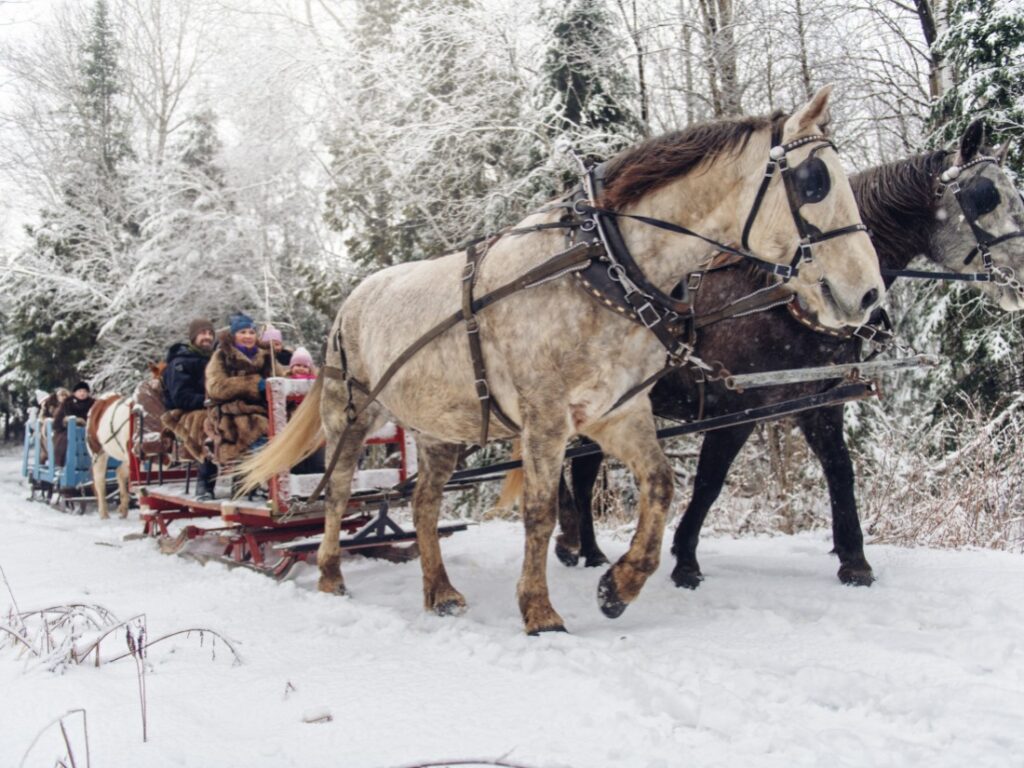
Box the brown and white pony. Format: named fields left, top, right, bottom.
left=240, top=89, right=886, bottom=634
left=86, top=363, right=168, bottom=519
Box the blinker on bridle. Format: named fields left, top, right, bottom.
left=740, top=129, right=869, bottom=282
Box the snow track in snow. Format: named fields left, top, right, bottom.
left=1, top=454, right=1022, bottom=767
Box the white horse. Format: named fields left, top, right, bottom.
left=242, top=88, right=886, bottom=634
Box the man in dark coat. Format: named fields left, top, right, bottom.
left=52, top=381, right=95, bottom=467
left=161, top=318, right=218, bottom=499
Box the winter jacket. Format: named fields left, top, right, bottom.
left=205, top=332, right=274, bottom=464
left=52, top=395, right=95, bottom=467
left=162, top=342, right=212, bottom=411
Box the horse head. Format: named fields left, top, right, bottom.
left=929, top=120, right=1024, bottom=311
left=745, top=85, right=885, bottom=329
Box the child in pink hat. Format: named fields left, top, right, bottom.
left=287, top=347, right=316, bottom=379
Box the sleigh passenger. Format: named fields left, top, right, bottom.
left=52, top=382, right=94, bottom=467
left=205, top=312, right=273, bottom=468
left=261, top=324, right=293, bottom=374
left=162, top=317, right=219, bottom=500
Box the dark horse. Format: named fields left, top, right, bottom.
left=548, top=120, right=1024, bottom=586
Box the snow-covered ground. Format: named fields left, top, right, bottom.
left=1, top=451, right=1022, bottom=768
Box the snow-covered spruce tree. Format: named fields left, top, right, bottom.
left=324, top=0, right=550, bottom=269
left=4, top=0, right=136, bottom=390
left=540, top=0, right=643, bottom=174
left=931, top=0, right=1024, bottom=174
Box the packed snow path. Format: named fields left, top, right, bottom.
left=1, top=453, right=1022, bottom=768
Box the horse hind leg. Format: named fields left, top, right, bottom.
left=412, top=438, right=464, bottom=615
left=116, top=462, right=131, bottom=518
left=316, top=396, right=382, bottom=596
left=582, top=405, right=673, bottom=618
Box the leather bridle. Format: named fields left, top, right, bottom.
left=740, top=128, right=869, bottom=281
left=881, top=156, right=1024, bottom=296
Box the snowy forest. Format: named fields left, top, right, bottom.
left=1, top=0, right=1023, bottom=550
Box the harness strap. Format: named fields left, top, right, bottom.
left=693, top=283, right=794, bottom=329
left=574, top=203, right=800, bottom=280
left=462, top=243, right=520, bottom=446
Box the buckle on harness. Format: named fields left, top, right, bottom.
left=687, top=272, right=703, bottom=292
left=465, top=316, right=480, bottom=334
left=462, top=261, right=476, bottom=281
left=474, top=378, right=490, bottom=400
left=798, top=240, right=814, bottom=263
left=572, top=198, right=594, bottom=216
left=853, top=325, right=878, bottom=342
left=667, top=342, right=692, bottom=368
left=637, top=302, right=661, bottom=328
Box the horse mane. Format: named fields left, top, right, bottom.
left=599, top=112, right=789, bottom=211
left=850, top=149, right=951, bottom=268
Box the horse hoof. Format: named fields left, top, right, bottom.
left=671, top=565, right=704, bottom=590
left=528, top=624, right=568, bottom=636
left=555, top=543, right=580, bottom=568
left=597, top=571, right=627, bottom=619
left=583, top=551, right=610, bottom=568
left=434, top=599, right=467, bottom=617
left=317, top=579, right=347, bottom=596
left=838, top=565, right=875, bottom=587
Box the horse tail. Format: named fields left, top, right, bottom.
left=235, top=374, right=325, bottom=493
left=494, top=438, right=523, bottom=510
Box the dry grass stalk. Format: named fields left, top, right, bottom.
left=18, top=709, right=90, bottom=768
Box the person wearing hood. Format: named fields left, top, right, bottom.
left=52, top=381, right=94, bottom=467
left=162, top=318, right=218, bottom=499
left=205, top=312, right=274, bottom=466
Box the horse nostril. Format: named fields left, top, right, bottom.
left=861, top=288, right=879, bottom=311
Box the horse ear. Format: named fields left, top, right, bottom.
left=959, top=119, right=986, bottom=162
left=789, top=84, right=833, bottom=134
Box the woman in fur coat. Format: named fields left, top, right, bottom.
left=205, top=313, right=274, bottom=465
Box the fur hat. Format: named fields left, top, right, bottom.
left=290, top=347, right=314, bottom=368
left=188, top=317, right=215, bottom=343
left=261, top=325, right=283, bottom=344
left=72, top=381, right=90, bottom=394
left=229, top=313, right=256, bottom=335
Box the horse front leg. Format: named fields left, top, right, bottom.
left=412, top=438, right=464, bottom=615
left=670, top=424, right=755, bottom=589
left=92, top=452, right=109, bottom=519
left=797, top=406, right=874, bottom=586
left=518, top=404, right=572, bottom=634
left=583, top=405, right=673, bottom=618
left=116, top=462, right=131, bottom=518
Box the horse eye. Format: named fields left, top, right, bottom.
left=794, top=157, right=830, bottom=205
left=962, top=177, right=1000, bottom=219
